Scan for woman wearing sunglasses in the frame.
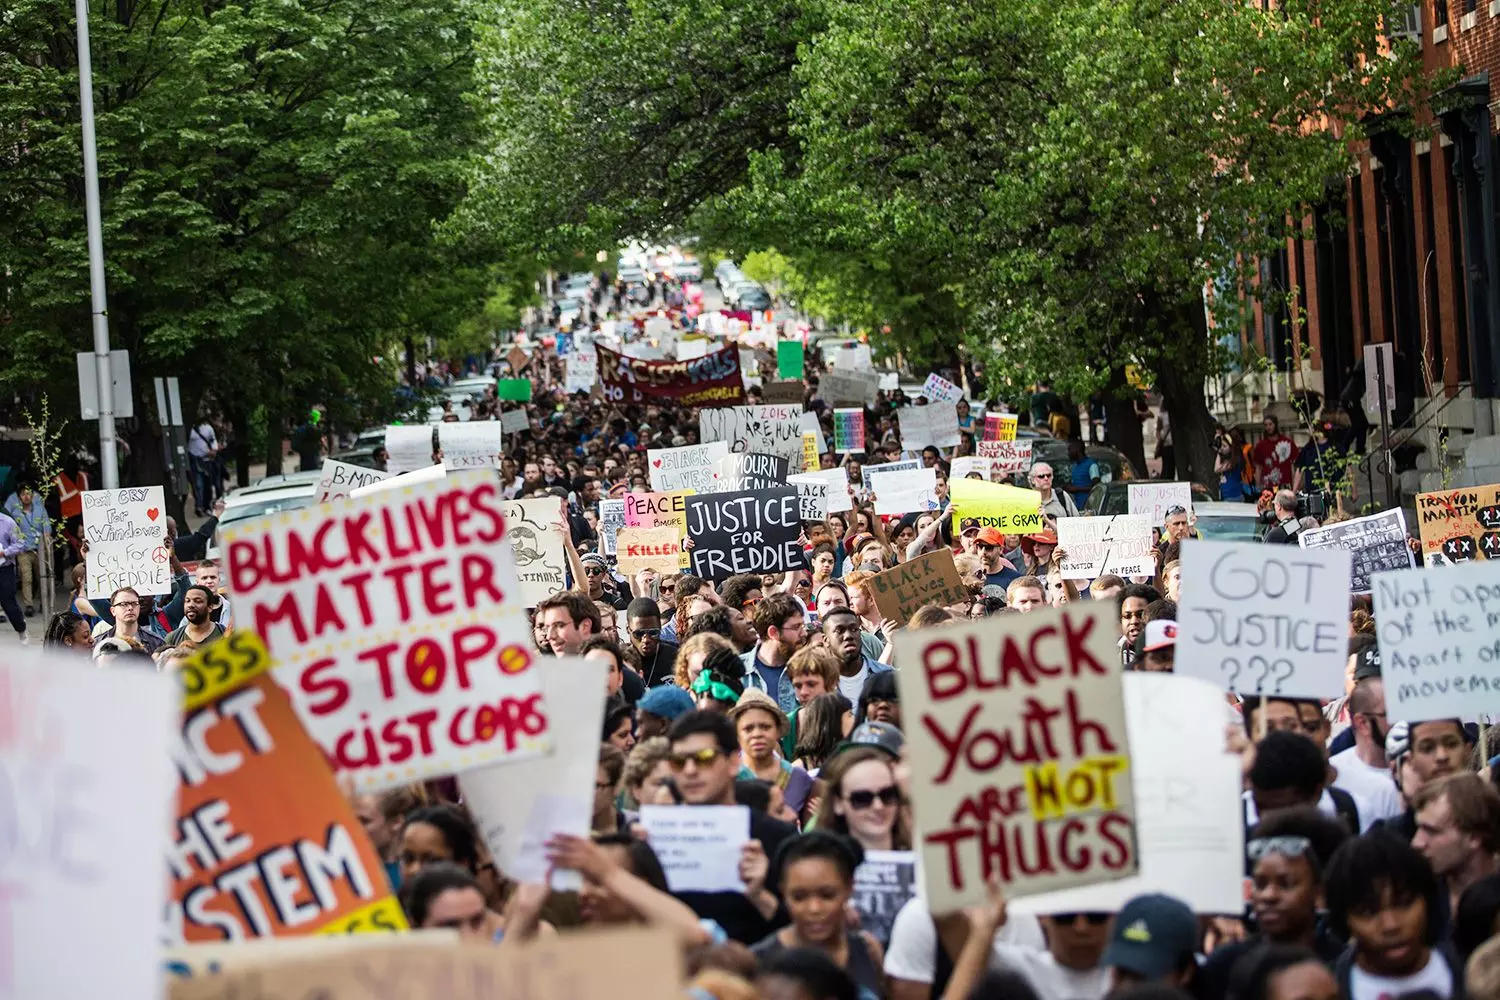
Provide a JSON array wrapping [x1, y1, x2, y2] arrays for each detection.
[[813, 745, 910, 853], [753, 832, 886, 1000]]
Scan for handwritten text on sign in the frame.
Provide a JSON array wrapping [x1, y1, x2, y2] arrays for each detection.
[[892, 602, 1136, 911], [1373, 562, 1500, 722], [317, 460, 389, 504], [220, 471, 552, 789], [80, 486, 171, 598], [1176, 541, 1350, 699], [170, 633, 405, 942], [685, 488, 802, 581]]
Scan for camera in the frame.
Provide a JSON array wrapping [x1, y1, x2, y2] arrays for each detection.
[[1258, 490, 1329, 524]]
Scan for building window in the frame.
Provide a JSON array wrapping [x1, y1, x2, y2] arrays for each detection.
[[1435, 0, 1449, 26]]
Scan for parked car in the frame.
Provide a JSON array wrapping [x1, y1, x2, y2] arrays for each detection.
[[1018, 438, 1140, 487], [1083, 479, 1217, 516], [738, 287, 772, 310], [215, 481, 318, 545], [1191, 501, 1268, 543], [673, 259, 703, 281]]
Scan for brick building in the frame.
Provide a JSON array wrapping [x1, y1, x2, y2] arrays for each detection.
[[1230, 4, 1500, 497]]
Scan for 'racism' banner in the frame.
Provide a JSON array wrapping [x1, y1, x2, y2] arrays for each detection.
[[596, 344, 746, 407]]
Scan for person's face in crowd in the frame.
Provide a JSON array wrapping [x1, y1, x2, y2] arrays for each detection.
[[815, 587, 848, 622], [352, 794, 398, 858], [1414, 791, 1476, 877], [684, 649, 714, 689], [1162, 563, 1182, 602], [1030, 540, 1055, 565], [824, 613, 862, 662], [1252, 699, 1305, 736], [1407, 721, 1464, 789], [933, 474, 949, 502], [603, 459, 619, 480], [582, 480, 601, 504], [1264, 416, 1279, 438], [893, 524, 916, 550], [630, 475, 648, 491], [630, 757, 675, 807], [539, 606, 591, 655], [636, 712, 670, 741], [1120, 596, 1149, 643], [725, 607, 757, 651], [578, 842, 641, 925], [542, 456, 559, 479], [1010, 586, 1046, 613], [628, 611, 661, 657], [857, 542, 886, 569], [782, 855, 853, 947], [595, 762, 618, 817], [195, 564, 220, 592], [737, 586, 764, 613], [1030, 464, 1055, 494], [111, 591, 140, 626], [812, 550, 836, 579], [17, 486, 32, 506], [849, 585, 875, 620], [1046, 570, 1071, 607], [1250, 847, 1320, 942], [1344, 884, 1430, 977], [398, 820, 454, 884], [668, 732, 737, 805], [532, 615, 549, 651], [922, 448, 938, 468], [607, 714, 635, 753], [1164, 511, 1192, 542], [183, 589, 211, 626], [596, 604, 619, 639], [828, 514, 847, 540], [865, 691, 900, 727], [585, 647, 624, 697], [1264, 961, 1338, 1000], [768, 611, 807, 655], [1141, 644, 1175, 672], [736, 707, 780, 762], [685, 595, 714, 631], [501, 457, 517, 481], [1041, 911, 1112, 970], [1296, 703, 1331, 750], [792, 672, 826, 705], [975, 538, 1000, 570], [960, 526, 980, 554], [855, 511, 871, 534], [582, 560, 607, 592], [523, 463, 542, 484], [420, 885, 490, 941]]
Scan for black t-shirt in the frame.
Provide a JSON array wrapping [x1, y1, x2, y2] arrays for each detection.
[[676, 810, 798, 944], [1195, 930, 1346, 1000], [638, 641, 679, 689]]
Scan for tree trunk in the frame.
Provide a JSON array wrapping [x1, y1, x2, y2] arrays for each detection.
[[229, 407, 251, 489], [1153, 304, 1219, 490], [264, 408, 285, 477], [126, 378, 187, 525], [1103, 366, 1148, 476]]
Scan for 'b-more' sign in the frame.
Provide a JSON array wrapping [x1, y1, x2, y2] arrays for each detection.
[[893, 602, 1136, 912]]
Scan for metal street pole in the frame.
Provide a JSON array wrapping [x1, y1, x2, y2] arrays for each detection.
[[75, 0, 119, 489]]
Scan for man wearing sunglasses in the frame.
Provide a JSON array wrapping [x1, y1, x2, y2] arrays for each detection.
[[665, 710, 797, 945], [626, 597, 678, 688], [579, 552, 629, 611], [1031, 462, 1078, 521]]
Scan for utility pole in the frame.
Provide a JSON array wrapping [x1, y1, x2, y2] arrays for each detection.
[[76, 0, 119, 488]]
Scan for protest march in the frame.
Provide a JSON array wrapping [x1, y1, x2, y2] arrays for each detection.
[[10, 273, 1500, 1000]]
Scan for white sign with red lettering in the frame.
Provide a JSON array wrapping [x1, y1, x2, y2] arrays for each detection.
[[220, 470, 552, 790]]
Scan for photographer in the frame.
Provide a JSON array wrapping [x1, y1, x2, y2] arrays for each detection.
[[1262, 489, 1305, 544]]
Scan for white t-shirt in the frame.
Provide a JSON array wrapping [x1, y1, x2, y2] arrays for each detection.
[[839, 664, 870, 702], [1348, 951, 1454, 1000], [1242, 787, 1376, 833], [992, 944, 1110, 1000], [1330, 747, 1405, 823], [884, 896, 1047, 985]]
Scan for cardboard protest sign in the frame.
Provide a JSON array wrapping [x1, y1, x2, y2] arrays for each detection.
[[499, 408, 530, 434], [437, 422, 502, 470], [870, 466, 940, 515], [786, 475, 831, 520], [684, 487, 802, 580], [506, 346, 531, 372], [164, 931, 457, 981], [983, 413, 1019, 441], [713, 452, 789, 492], [615, 526, 685, 576], [790, 468, 853, 514], [4, 646, 176, 1000], [383, 425, 434, 475], [640, 805, 751, 893], [1176, 540, 1351, 699], [626, 490, 693, 569], [349, 463, 446, 498], [777, 340, 804, 379], [502, 498, 569, 607], [948, 478, 1044, 534], [763, 380, 805, 404], [597, 498, 627, 556], [699, 404, 804, 464], [169, 928, 683, 1000], [598, 343, 746, 406], [978, 439, 1033, 476], [463, 657, 609, 890], [802, 431, 820, 471], [851, 852, 917, 947], [1056, 515, 1155, 579], [317, 459, 389, 503], [834, 408, 866, 453], [1415, 485, 1500, 565], [868, 548, 970, 625], [221, 470, 552, 789], [1373, 562, 1500, 722], [648, 441, 729, 493], [800, 410, 828, 454], [565, 350, 597, 393], [893, 602, 1137, 910], [1010, 674, 1244, 917], [923, 373, 964, 403], [497, 378, 532, 401], [832, 342, 874, 370], [81, 485, 172, 598], [861, 458, 921, 492], [820, 368, 881, 405], [169, 633, 406, 941], [898, 402, 961, 450], [1299, 508, 1414, 593], [1127, 482, 1192, 527]]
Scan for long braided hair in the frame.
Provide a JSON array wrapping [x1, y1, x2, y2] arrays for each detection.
[[43, 610, 88, 650]]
